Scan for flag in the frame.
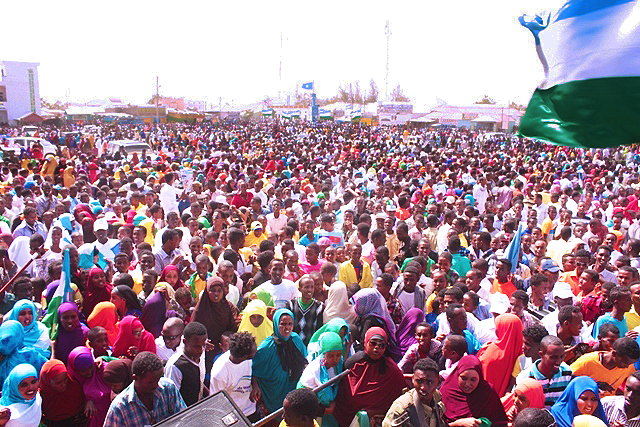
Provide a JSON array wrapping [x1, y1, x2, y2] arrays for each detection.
[[301, 82, 314, 90], [504, 224, 523, 274], [290, 110, 301, 118], [319, 109, 332, 120], [519, 0, 640, 148], [282, 111, 291, 119], [350, 109, 362, 120], [262, 109, 273, 116], [78, 242, 107, 270], [42, 248, 74, 339]]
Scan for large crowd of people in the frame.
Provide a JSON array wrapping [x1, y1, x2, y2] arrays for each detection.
[[0, 119, 637, 427]]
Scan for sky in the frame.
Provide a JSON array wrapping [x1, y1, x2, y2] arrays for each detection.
[[3, 0, 565, 110]]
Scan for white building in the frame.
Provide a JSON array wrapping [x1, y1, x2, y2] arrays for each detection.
[[0, 61, 41, 125]]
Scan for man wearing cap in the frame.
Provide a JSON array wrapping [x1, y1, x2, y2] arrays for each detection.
[[245, 221, 267, 248], [93, 217, 121, 263]]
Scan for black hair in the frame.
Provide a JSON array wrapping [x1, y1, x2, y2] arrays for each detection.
[[511, 289, 529, 305], [558, 305, 582, 325], [183, 321, 207, 340], [132, 351, 163, 376], [513, 408, 556, 427], [162, 229, 178, 245], [88, 326, 107, 342], [613, 337, 640, 360], [540, 335, 563, 351], [522, 324, 548, 344], [227, 227, 245, 245], [284, 388, 319, 420], [444, 286, 464, 302], [114, 273, 134, 289], [611, 286, 631, 303], [444, 335, 467, 355], [379, 273, 394, 288], [445, 303, 464, 320], [413, 357, 439, 375], [598, 322, 620, 339], [529, 274, 550, 288], [464, 291, 479, 308], [415, 322, 433, 336], [229, 331, 257, 359], [258, 250, 275, 269]]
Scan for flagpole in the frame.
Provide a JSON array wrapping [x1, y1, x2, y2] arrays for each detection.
[[0, 243, 45, 294]]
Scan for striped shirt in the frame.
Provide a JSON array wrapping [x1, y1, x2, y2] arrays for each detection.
[[516, 360, 573, 408], [602, 395, 640, 427]]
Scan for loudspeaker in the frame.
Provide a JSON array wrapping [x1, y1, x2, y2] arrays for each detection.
[[153, 390, 254, 427]]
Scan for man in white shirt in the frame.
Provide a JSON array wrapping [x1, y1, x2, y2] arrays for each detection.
[[253, 258, 299, 308], [266, 200, 288, 235], [160, 172, 182, 216], [473, 177, 490, 214], [210, 332, 259, 421], [155, 318, 185, 362]]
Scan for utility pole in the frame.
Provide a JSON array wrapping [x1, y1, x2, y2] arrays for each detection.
[[155, 75, 159, 128], [279, 32, 283, 100], [385, 21, 391, 102]]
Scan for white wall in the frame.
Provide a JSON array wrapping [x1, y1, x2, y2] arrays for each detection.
[[0, 61, 41, 124]]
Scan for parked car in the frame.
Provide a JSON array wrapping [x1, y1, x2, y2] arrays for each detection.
[[21, 126, 38, 137], [3, 137, 57, 157], [106, 140, 153, 157]]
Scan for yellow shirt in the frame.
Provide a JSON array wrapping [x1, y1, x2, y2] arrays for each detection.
[[386, 234, 400, 261], [338, 260, 373, 288], [190, 274, 208, 301], [571, 351, 635, 394], [627, 306, 640, 331], [245, 231, 267, 248]]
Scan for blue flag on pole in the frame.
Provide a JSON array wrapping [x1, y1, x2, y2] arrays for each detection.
[[505, 224, 523, 273], [302, 82, 313, 90]]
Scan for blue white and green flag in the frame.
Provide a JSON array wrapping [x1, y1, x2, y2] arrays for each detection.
[[520, 0, 640, 148], [41, 248, 74, 339]]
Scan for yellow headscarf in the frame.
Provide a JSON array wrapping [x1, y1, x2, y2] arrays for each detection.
[[238, 299, 273, 346]]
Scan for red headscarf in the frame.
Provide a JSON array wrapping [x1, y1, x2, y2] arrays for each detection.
[[112, 315, 156, 359], [39, 359, 85, 421], [333, 326, 405, 427], [82, 267, 113, 318], [159, 264, 185, 290], [440, 355, 508, 424], [477, 313, 524, 397]]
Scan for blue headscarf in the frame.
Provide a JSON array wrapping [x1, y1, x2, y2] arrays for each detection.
[[58, 213, 74, 233], [0, 321, 47, 387], [273, 308, 295, 341], [550, 376, 608, 427], [0, 364, 38, 406], [8, 300, 42, 347]]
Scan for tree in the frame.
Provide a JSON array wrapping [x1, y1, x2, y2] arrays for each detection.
[[475, 95, 496, 104], [390, 84, 410, 102], [366, 79, 379, 103], [509, 101, 526, 111]]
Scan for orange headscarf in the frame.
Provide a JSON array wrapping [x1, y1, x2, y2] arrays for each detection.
[[501, 378, 545, 418], [87, 301, 120, 344], [477, 313, 523, 397]]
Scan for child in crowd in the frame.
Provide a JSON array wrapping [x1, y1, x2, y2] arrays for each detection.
[[164, 321, 208, 406], [398, 323, 442, 373], [439, 334, 467, 380]]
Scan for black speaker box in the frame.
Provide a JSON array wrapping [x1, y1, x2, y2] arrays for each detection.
[[153, 390, 254, 427]]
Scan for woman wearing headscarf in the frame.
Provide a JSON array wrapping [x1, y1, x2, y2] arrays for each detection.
[[0, 364, 42, 427], [159, 265, 185, 290], [53, 302, 89, 365], [192, 277, 238, 373], [395, 307, 425, 354], [6, 299, 50, 357], [87, 302, 120, 344], [140, 288, 168, 339], [477, 313, 523, 397], [323, 282, 356, 327], [67, 347, 111, 427], [82, 267, 112, 318], [333, 327, 405, 427], [238, 299, 273, 347], [307, 318, 350, 361], [550, 376, 608, 427], [8, 237, 31, 271], [500, 378, 545, 426], [111, 315, 156, 359], [352, 288, 402, 361], [439, 355, 508, 427], [252, 308, 308, 414], [298, 332, 344, 427], [110, 285, 143, 318], [39, 359, 86, 427], [102, 359, 133, 399]]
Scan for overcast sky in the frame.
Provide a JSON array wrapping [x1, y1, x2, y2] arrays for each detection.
[[3, 0, 564, 109]]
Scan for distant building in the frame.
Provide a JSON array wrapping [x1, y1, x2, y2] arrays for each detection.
[[0, 61, 41, 125]]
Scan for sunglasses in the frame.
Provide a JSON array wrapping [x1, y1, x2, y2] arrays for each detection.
[[369, 341, 387, 349]]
